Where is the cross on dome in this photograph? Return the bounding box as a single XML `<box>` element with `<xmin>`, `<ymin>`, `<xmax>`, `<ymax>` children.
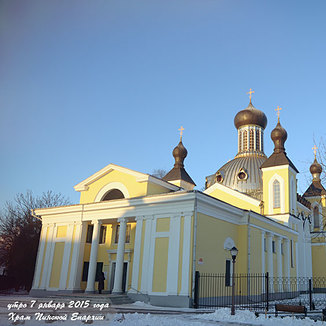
<box><xmin>275</xmin><ymin>106</ymin><xmax>282</xmax><ymax>122</ymax></box>
<box><xmin>247</xmin><ymin>88</ymin><xmax>255</xmax><ymax>102</ymax></box>
<box><xmin>178</xmin><ymin>126</ymin><xmax>184</xmax><ymax>140</ymax></box>
<box><xmin>312</xmin><ymin>145</ymin><xmax>318</xmax><ymax>159</ymax></box>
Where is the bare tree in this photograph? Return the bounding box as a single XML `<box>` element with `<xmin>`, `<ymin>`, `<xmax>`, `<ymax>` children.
<box><xmin>151</xmin><ymin>169</ymin><xmax>167</xmax><ymax>179</ymax></box>
<box><xmin>0</xmin><ymin>190</ymin><xmax>70</xmax><ymax>291</ymax></box>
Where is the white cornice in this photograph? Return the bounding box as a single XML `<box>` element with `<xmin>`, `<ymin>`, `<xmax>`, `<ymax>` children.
<box><xmin>73</xmin><ymin>163</ymin><xmax>179</xmax><ymax>192</ymax></box>
<box><xmin>261</xmin><ymin>164</ymin><xmax>298</xmax><ymax>175</ymax></box>
<box><xmin>203</xmin><ymin>182</ymin><xmax>261</xmax><ymax>206</ymax></box>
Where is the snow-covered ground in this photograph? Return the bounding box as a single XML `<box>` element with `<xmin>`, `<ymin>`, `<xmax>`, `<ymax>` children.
<box><xmin>1</xmin><ymin>306</ymin><xmax>325</xmax><ymax>326</ymax></box>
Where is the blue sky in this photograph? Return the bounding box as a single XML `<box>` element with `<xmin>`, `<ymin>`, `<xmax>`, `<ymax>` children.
<box><xmin>1</xmin><ymin>0</ymin><xmax>326</xmax><ymax>207</ymax></box>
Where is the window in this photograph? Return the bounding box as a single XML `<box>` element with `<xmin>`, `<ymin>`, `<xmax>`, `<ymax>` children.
<box><xmin>243</xmin><ymin>131</ymin><xmax>248</xmax><ymax>150</ymax></box>
<box><xmin>264</xmin><ymin>238</ymin><xmax>267</xmax><ymax>252</ymax></box>
<box><xmin>86</xmin><ymin>225</ymin><xmax>94</xmax><ymax>243</ymax></box>
<box><xmin>102</xmin><ymin>189</ymin><xmax>124</xmax><ymax>201</ymax></box>
<box><xmin>249</xmin><ymin>129</ymin><xmax>254</xmax><ymax>150</ymax></box>
<box><xmin>281</xmin><ymin>243</ymin><xmax>284</xmax><ymax>255</ymax></box>
<box><xmin>256</xmin><ymin>129</ymin><xmax>260</xmax><ymax>151</ymax></box>
<box><xmin>272</xmin><ymin>240</ymin><xmax>275</xmax><ymax>253</ymax></box>
<box><xmin>313</xmin><ymin>206</ymin><xmax>320</xmax><ymax>229</ymax></box>
<box><xmin>114</xmin><ymin>224</ymin><xmax>131</xmax><ymax>244</ymax></box>
<box><xmin>225</xmin><ymin>260</ymin><xmax>231</xmax><ymax>286</ymax></box>
<box><xmin>273</xmin><ymin>180</ymin><xmax>280</xmax><ymax>208</ymax></box>
<box><xmin>99</xmin><ymin>226</ymin><xmax>107</xmax><ymax>244</ymax></box>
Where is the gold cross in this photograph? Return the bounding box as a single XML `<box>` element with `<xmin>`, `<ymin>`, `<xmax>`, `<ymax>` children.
<box><xmin>247</xmin><ymin>88</ymin><xmax>255</xmax><ymax>102</ymax></box>
<box><xmin>275</xmin><ymin>106</ymin><xmax>282</xmax><ymax>121</ymax></box>
<box><xmin>312</xmin><ymin>145</ymin><xmax>318</xmax><ymax>158</ymax></box>
<box><xmin>178</xmin><ymin>126</ymin><xmax>184</xmax><ymax>140</ymax></box>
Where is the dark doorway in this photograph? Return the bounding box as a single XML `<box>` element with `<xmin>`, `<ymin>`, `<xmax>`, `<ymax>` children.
<box><xmin>109</xmin><ymin>262</ymin><xmax>128</xmax><ymax>293</ymax></box>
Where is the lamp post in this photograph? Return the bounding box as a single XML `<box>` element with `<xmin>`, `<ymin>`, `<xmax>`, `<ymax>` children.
<box><xmin>230</xmin><ymin>246</ymin><xmax>238</xmax><ymax>316</ymax></box>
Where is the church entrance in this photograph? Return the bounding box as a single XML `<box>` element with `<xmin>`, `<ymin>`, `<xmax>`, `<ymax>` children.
<box><xmin>109</xmin><ymin>262</ymin><xmax>128</xmax><ymax>293</ymax></box>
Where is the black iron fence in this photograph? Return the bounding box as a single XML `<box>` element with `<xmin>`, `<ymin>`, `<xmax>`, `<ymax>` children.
<box><xmin>194</xmin><ymin>272</ymin><xmax>326</xmax><ymax>312</ymax></box>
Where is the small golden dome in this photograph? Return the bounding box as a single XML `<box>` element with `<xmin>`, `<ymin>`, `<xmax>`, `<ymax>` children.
<box><xmin>310</xmin><ymin>158</ymin><xmax>322</xmax><ymax>175</ymax></box>
<box><xmin>271</xmin><ymin>121</ymin><xmax>287</xmax><ymax>153</ymax></box>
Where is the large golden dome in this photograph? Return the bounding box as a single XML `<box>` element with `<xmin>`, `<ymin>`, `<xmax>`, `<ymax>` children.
<box><xmin>234</xmin><ymin>101</ymin><xmax>267</xmax><ymax>129</ymax></box>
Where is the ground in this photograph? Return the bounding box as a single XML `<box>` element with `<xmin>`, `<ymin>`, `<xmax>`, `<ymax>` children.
<box><xmin>0</xmin><ymin>294</ymin><xmax>324</xmax><ymax>326</ymax></box>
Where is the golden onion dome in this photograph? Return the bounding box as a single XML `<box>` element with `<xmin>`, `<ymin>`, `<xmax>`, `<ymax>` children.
<box><xmin>234</xmin><ymin>101</ymin><xmax>267</xmax><ymax>130</ymax></box>
<box><xmin>310</xmin><ymin>158</ymin><xmax>322</xmax><ymax>175</ymax></box>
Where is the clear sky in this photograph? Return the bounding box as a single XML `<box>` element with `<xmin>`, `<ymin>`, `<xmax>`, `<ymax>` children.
<box><xmin>1</xmin><ymin>0</ymin><xmax>326</xmax><ymax>208</ymax></box>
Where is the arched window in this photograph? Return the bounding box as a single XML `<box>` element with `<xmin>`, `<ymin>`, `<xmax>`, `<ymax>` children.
<box><xmin>249</xmin><ymin>129</ymin><xmax>254</xmax><ymax>150</ymax></box>
<box><xmin>313</xmin><ymin>206</ymin><xmax>320</xmax><ymax>228</ymax></box>
<box><xmin>256</xmin><ymin>129</ymin><xmax>260</xmax><ymax>151</ymax></box>
<box><xmin>101</xmin><ymin>189</ymin><xmax>125</xmax><ymax>201</ymax></box>
<box><xmin>273</xmin><ymin>180</ymin><xmax>280</xmax><ymax>208</ymax></box>
<box><xmin>243</xmin><ymin>131</ymin><xmax>248</xmax><ymax>150</ymax></box>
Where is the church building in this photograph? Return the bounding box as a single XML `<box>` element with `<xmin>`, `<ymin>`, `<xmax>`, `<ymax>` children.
<box><xmin>30</xmin><ymin>92</ymin><xmax>326</xmax><ymax>307</ymax></box>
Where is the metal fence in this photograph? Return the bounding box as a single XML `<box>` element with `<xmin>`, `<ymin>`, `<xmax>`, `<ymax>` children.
<box><xmin>194</xmin><ymin>272</ymin><xmax>326</xmax><ymax>312</ymax></box>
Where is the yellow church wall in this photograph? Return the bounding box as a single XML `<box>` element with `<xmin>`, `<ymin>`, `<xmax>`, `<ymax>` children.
<box><xmin>152</xmin><ymin>237</ymin><xmax>169</xmax><ymax>292</ymax></box>
<box><xmin>49</xmin><ymin>242</ymin><xmax>65</xmax><ymax>288</ymax></box>
<box><xmin>146</xmin><ymin>183</ymin><xmax>172</xmax><ymax>196</ymax></box>
<box><xmin>248</xmin><ymin>227</ymin><xmax>263</xmax><ymax>273</ymax></box>
<box><xmin>312</xmin><ymin>245</ymin><xmax>326</xmax><ymax>278</ymax></box>
<box><xmin>79</xmin><ymin>170</ymin><xmax>147</xmax><ymax>204</ymax></box>
<box><xmin>56</xmin><ymin>226</ymin><xmax>67</xmax><ymax>238</ymax></box>
<box><xmin>207</xmin><ymin>189</ymin><xmax>260</xmax><ymax>214</ymax></box>
<box><xmin>196</xmin><ymin>213</ymin><xmax>240</xmax><ymax>273</ymax></box>
<box><xmin>236</xmin><ymin>225</ymin><xmax>248</xmax><ymax>274</ymax></box>
<box><xmin>156</xmin><ymin>218</ymin><xmax>170</xmax><ymax>232</ymax></box>
<box><xmin>262</xmin><ymin>167</ymin><xmax>293</xmax><ymax>215</ymax></box>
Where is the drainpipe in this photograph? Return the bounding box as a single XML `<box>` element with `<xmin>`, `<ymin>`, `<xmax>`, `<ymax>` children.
<box><xmin>191</xmin><ymin>191</ymin><xmax>198</xmax><ymax>306</ymax></box>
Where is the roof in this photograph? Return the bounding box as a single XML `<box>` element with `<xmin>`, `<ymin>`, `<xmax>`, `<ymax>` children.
<box><xmin>74</xmin><ymin>163</ymin><xmax>180</xmax><ymax>192</ymax></box>
<box><xmin>260</xmin><ymin>152</ymin><xmax>299</xmax><ymax>173</ymax></box>
<box><xmin>303</xmin><ymin>180</ymin><xmax>326</xmax><ymax>197</ymax></box>
<box><xmin>162</xmin><ymin>167</ymin><xmax>196</xmax><ymax>186</ymax></box>
<box><xmin>297</xmin><ymin>193</ymin><xmax>311</xmax><ymax>209</ymax></box>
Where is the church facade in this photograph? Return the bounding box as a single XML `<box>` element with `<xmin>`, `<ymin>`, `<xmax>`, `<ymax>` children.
<box><xmin>30</xmin><ymin>96</ymin><xmax>326</xmax><ymax>307</ymax></box>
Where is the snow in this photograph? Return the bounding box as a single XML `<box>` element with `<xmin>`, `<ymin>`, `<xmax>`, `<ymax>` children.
<box><xmin>1</xmin><ymin>307</ymin><xmax>324</xmax><ymax>326</ymax></box>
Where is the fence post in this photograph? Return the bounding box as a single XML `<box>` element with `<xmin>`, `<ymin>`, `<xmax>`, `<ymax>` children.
<box><xmin>309</xmin><ymin>279</ymin><xmax>313</xmax><ymax>311</ymax></box>
<box><xmin>194</xmin><ymin>271</ymin><xmax>200</xmax><ymax>308</ymax></box>
<box><xmin>265</xmin><ymin>272</ymin><xmax>269</xmax><ymax>311</ymax></box>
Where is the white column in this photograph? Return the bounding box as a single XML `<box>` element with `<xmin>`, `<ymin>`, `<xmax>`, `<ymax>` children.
<box><xmin>180</xmin><ymin>213</ymin><xmax>192</xmax><ymax>296</ymax></box>
<box><xmin>112</xmin><ymin>217</ymin><xmax>127</xmax><ymax>294</ymax></box>
<box><xmin>129</xmin><ymin>216</ymin><xmax>143</xmax><ymax>293</ymax></box>
<box><xmin>276</xmin><ymin>236</ymin><xmax>282</xmax><ymax>291</ymax></box>
<box><xmin>59</xmin><ymin>223</ymin><xmax>74</xmax><ymax>290</ymax></box>
<box><xmin>167</xmin><ymin>214</ymin><xmax>181</xmax><ymax>295</ymax></box>
<box><xmin>254</xmin><ymin>127</ymin><xmax>257</xmax><ymax>151</ymax></box>
<box><xmin>266</xmin><ymin>233</ymin><xmax>273</xmax><ymax>292</ymax></box>
<box><xmin>42</xmin><ymin>224</ymin><xmax>56</xmax><ymax>290</ymax></box>
<box><xmin>284</xmin><ymin>238</ymin><xmax>290</xmax><ymax>291</ymax></box>
<box><xmin>67</xmin><ymin>222</ymin><xmax>86</xmax><ymax>291</ymax></box>
<box><xmin>32</xmin><ymin>224</ymin><xmax>48</xmax><ymax>289</ymax></box>
<box><xmin>85</xmin><ymin>220</ymin><xmax>101</xmax><ymax>293</ymax></box>
<box><xmin>140</xmin><ymin>215</ymin><xmax>154</xmax><ymax>294</ymax></box>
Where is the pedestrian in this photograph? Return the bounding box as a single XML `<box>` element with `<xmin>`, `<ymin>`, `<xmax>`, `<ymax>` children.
<box><xmin>98</xmin><ymin>271</ymin><xmax>105</xmax><ymax>294</ymax></box>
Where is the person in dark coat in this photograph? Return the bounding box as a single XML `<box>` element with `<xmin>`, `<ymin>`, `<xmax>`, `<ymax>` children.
<box><xmin>98</xmin><ymin>271</ymin><xmax>105</xmax><ymax>294</ymax></box>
